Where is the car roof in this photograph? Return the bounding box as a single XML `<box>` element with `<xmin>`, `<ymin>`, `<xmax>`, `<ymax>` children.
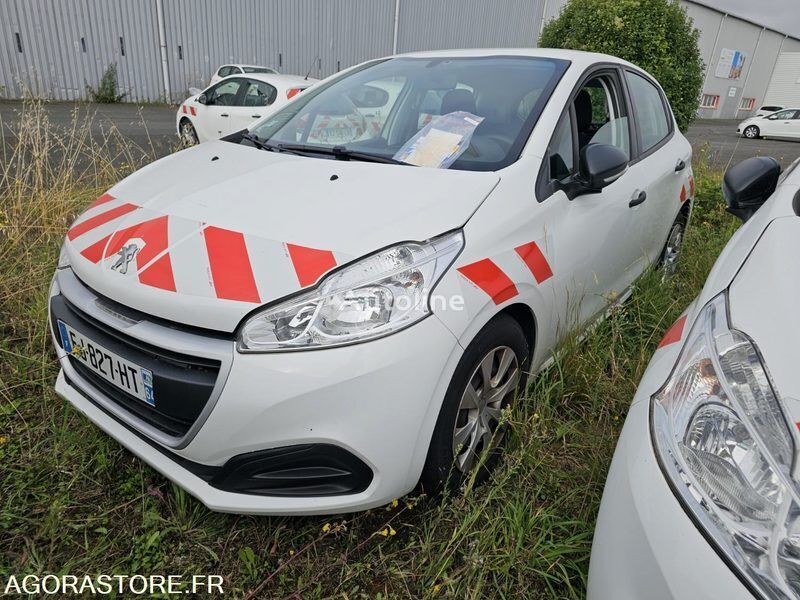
<box><xmin>392</xmin><ymin>48</ymin><xmax>637</xmax><ymax>70</ymax></box>
<box><xmin>219</xmin><ymin>72</ymin><xmax>317</xmax><ymax>87</ymax></box>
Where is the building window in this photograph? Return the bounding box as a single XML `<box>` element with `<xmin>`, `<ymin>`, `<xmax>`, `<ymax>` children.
<box><xmin>700</xmin><ymin>94</ymin><xmax>720</xmax><ymax>109</ymax></box>
<box><xmin>739</xmin><ymin>97</ymin><xmax>756</xmax><ymax>110</ymax></box>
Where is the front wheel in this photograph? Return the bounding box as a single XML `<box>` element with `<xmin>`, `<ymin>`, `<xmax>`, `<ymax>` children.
<box><xmin>179</xmin><ymin>119</ymin><xmax>199</xmax><ymax>147</ymax></box>
<box><xmin>743</xmin><ymin>125</ymin><xmax>760</xmax><ymax>139</ymax></box>
<box><xmin>660</xmin><ymin>213</ymin><xmax>687</xmax><ymax>278</ymax></box>
<box><xmin>420</xmin><ymin>314</ymin><xmax>529</xmax><ymax>493</ymax></box>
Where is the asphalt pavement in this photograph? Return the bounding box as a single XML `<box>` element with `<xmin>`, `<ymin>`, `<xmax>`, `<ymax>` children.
<box><xmin>1</xmin><ymin>100</ymin><xmax>798</xmax><ymax>169</ymax></box>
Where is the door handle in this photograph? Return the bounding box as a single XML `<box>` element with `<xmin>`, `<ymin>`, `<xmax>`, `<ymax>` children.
<box><xmin>220</xmin><ymin>113</ymin><xmax>229</xmax><ymax>117</ymax></box>
<box><xmin>674</xmin><ymin>159</ymin><xmax>686</xmax><ymax>172</ymax></box>
<box><xmin>629</xmin><ymin>190</ymin><xmax>647</xmax><ymax>207</ymax></box>
<box><xmin>251</xmin><ymin>114</ymin><xmax>261</xmax><ymax>118</ymax></box>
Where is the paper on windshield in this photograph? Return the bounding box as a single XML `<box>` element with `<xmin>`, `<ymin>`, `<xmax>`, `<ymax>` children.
<box><xmin>393</xmin><ymin>111</ymin><xmax>484</xmax><ymax>168</ymax></box>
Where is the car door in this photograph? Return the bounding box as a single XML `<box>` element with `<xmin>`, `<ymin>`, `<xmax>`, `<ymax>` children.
<box><xmin>228</xmin><ymin>79</ymin><xmax>277</xmax><ymax>132</ymax></box>
<box><xmin>535</xmin><ymin>69</ymin><xmax>643</xmax><ymax>328</ymax></box>
<box><xmin>200</xmin><ymin>78</ymin><xmax>246</xmax><ymax>139</ymax></box>
<box><xmin>622</xmin><ymin>69</ymin><xmax>690</xmax><ymax>267</ymax></box>
<box><xmin>761</xmin><ymin>109</ymin><xmax>795</xmax><ymax>137</ymax></box>
<box><xmin>788</xmin><ymin>110</ymin><xmax>800</xmax><ymax>138</ymax></box>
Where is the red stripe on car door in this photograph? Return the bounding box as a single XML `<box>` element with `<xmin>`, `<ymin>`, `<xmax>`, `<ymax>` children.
<box><xmin>204</xmin><ymin>226</ymin><xmax>260</xmax><ymax>302</ymax></box>
<box><xmin>658</xmin><ymin>315</ymin><xmax>687</xmax><ymax>348</ymax></box>
<box><xmin>67</xmin><ymin>203</ymin><xmax>138</xmax><ymax>240</ymax></box>
<box><xmin>515</xmin><ymin>241</ymin><xmax>553</xmax><ymax>284</ymax></box>
<box><xmin>286</xmin><ymin>243</ymin><xmax>337</xmax><ymax>287</ymax></box>
<box><xmin>457</xmin><ymin>259</ymin><xmax>518</xmax><ymax>304</ymax></box>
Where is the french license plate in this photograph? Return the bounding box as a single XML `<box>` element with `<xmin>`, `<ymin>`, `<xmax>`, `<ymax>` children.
<box><xmin>57</xmin><ymin>319</ymin><xmax>155</xmax><ymax>406</ymax></box>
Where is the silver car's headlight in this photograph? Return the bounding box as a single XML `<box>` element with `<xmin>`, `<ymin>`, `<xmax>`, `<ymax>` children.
<box><xmin>652</xmin><ymin>292</ymin><xmax>800</xmax><ymax>599</ymax></box>
<box><xmin>237</xmin><ymin>231</ymin><xmax>463</xmax><ymax>352</ymax></box>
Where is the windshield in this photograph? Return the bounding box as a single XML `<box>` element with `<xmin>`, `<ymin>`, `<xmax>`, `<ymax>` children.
<box><xmin>249</xmin><ymin>55</ymin><xmax>569</xmax><ymax>171</ymax></box>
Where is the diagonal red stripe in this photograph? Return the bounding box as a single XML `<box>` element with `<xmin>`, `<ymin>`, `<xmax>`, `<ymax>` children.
<box><xmin>286</xmin><ymin>243</ymin><xmax>337</xmax><ymax>287</ymax></box>
<box><xmin>679</xmin><ymin>185</ymin><xmax>687</xmax><ymax>203</ymax></box>
<box><xmin>67</xmin><ymin>203</ymin><xmax>138</xmax><ymax>241</ymax></box>
<box><xmin>204</xmin><ymin>226</ymin><xmax>260</xmax><ymax>303</ymax></box>
<box><xmin>457</xmin><ymin>259</ymin><xmax>518</xmax><ymax>305</ymax></box>
<box><xmin>688</xmin><ymin>175</ymin><xmax>695</xmax><ymax>197</ymax></box>
<box><xmin>80</xmin><ymin>234</ymin><xmax>112</xmax><ymax>263</ymax></box>
<box><xmin>515</xmin><ymin>241</ymin><xmax>553</xmax><ymax>284</ymax></box>
<box><xmin>86</xmin><ymin>192</ymin><xmax>115</xmax><ymax>210</ymax></box>
<box><xmin>658</xmin><ymin>315</ymin><xmax>687</xmax><ymax>348</ymax></box>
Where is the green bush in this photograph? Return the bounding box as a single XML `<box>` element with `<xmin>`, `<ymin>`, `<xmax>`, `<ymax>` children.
<box><xmin>86</xmin><ymin>63</ymin><xmax>126</xmax><ymax>103</ymax></box>
<box><xmin>540</xmin><ymin>0</ymin><xmax>703</xmax><ymax>131</ymax></box>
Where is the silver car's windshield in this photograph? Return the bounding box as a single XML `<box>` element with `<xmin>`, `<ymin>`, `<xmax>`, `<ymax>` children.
<box><xmin>248</xmin><ymin>55</ymin><xmax>570</xmax><ymax>171</ymax></box>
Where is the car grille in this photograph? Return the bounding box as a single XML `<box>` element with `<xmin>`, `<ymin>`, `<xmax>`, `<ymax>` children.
<box><xmin>50</xmin><ymin>294</ymin><xmax>221</xmax><ymax>438</ymax></box>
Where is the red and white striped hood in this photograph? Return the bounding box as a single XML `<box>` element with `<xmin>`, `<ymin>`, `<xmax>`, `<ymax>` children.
<box><xmin>64</xmin><ymin>140</ymin><xmax>499</xmax><ymax>331</ymax></box>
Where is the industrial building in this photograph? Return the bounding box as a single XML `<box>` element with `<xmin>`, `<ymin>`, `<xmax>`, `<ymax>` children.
<box><xmin>0</xmin><ymin>0</ymin><xmax>798</xmax><ymax>118</ymax></box>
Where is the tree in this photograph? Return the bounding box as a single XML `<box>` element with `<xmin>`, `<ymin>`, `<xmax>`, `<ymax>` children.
<box><xmin>540</xmin><ymin>0</ymin><xmax>703</xmax><ymax>131</ymax></box>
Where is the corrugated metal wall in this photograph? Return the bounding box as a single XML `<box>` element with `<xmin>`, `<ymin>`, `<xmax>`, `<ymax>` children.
<box><xmin>0</xmin><ymin>0</ymin><xmax>549</xmax><ymax>103</ymax></box>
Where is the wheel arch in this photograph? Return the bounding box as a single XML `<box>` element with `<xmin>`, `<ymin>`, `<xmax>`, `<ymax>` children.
<box><xmin>495</xmin><ymin>302</ymin><xmax>537</xmax><ymax>366</ymax></box>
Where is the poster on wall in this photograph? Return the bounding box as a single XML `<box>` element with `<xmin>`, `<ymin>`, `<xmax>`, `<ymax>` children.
<box><xmin>715</xmin><ymin>48</ymin><xmax>746</xmax><ymax>79</ymax></box>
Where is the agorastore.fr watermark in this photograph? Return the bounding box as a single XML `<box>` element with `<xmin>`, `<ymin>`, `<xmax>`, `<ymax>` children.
<box><xmin>1</xmin><ymin>574</ymin><xmax>224</xmax><ymax>596</ymax></box>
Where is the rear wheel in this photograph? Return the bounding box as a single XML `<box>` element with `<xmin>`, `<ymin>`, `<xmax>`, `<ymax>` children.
<box><xmin>420</xmin><ymin>314</ymin><xmax>529</xmax><ymax>493</ymax></box>
<box><xmin>180</xmin><ymin>119</ymin><xmax>199</xmax><ymax>146</ymax></box>
<box><xmin>660</xmin><ymin>213</ymin><xmax>687</xmax><ymax>278</ymax></box>
<box><xmin>743</xmin><ymin>125</ymin><xmax>760</xmax><ymax>139</ymax></box>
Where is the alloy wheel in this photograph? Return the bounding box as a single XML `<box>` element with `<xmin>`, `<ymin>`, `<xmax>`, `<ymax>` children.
<box><xmin>662</xmin><ymin>221</ymin><xmax>684</xmax><ymax>278</ymax></box>
<box><xmin>452</xmin><ymin>345</ymin><xmax>520</xmax><ymax>474</ymax></box>
<box><xmin>744</xmin><ymin>126</ymin><xmax>758</xmax><ymax>139</ymax></box>
<box><xmin>180</xmin><ymin>121</ymin><xmax>199</xmax><ymax>146</ymax></box>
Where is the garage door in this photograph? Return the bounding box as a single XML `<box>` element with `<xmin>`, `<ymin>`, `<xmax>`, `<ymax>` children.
<box><xmin>764</xmin><ymin>52</ymin><xmax>800</xmax><ymax>107</ymax></box>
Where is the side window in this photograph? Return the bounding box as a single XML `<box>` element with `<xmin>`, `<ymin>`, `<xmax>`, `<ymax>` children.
<box><xmin>574</xmin><ymin>73</ymin><xmax>630</xmax><ymax>158</ymax></box>
<box><xmin>548</xmin><ymin>111</ymin><xmax>575</xmax><ymax>182</ymax></box>
<box><xmin>206</xmin><ymin>79</ymin><xmax>243</xmax><ymax>106</ymax></box>
<box><xmin>771</xmin><ymin>109</ymin><xmax>796</xmax><ymax>120</ymax></box>
<box><xmin>241</xmin><ymin>80</ymin><xmax>276</xmax><ymax>107</ymax></box>
<box><xmin>625</xmin><ymin>71</ymin><xmax>670</xmax><ymax>153</ymax></box>
<box><xmin>218</xmin><ymin>66</ymin><xmax>233</xmax><ymax>78</ymax></box>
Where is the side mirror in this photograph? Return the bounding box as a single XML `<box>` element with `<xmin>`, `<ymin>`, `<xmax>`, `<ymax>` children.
<box><xmin>197</xmin><ymin>93</ymin><xmax>208</xmax><ymax>105</ymax></box>
<box><xmin>578</xmin><ymin>143</ymin><xmax>628</xmax><ymax>192</ymax></box>
<box><xmin>722</xmin><ymin>156</ymin><xmax>780</xmax><ymax>222</ymax></box>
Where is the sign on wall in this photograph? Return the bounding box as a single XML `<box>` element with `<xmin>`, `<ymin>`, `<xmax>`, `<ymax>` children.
<box><xmin>715</xmin><ymin>48</ymin><xmax>747</xmax><ymax>79</ymax></box>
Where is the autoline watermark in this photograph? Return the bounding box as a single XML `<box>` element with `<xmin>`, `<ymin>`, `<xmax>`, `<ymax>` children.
<box><xmin>1</xmin><ymin>574</ymin><xmax>224</xmax><ymax>596</ymax></box>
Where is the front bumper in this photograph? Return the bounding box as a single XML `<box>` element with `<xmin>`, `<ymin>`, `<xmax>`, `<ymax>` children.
<box><xmin>50</xmin><ymin>270</ymin><xmax>464</xmax><ymax>514</ymax></box>
<box><xmin>587</xmin><ymin>348</ymin><xmax>754</xmax><ymax>599</ymax></box>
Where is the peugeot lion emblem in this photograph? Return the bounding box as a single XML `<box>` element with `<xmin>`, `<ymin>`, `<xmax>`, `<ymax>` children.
<box><xmin>110</xmin><ymin>243</ymin><xmax>139</xmax><ymax>275</ymax></box>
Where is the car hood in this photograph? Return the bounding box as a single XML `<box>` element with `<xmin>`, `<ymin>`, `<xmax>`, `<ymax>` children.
<box><xmin>64</xmin><ymin>140</ymin><xmax>500</xmax><ymax>331</ymax></box>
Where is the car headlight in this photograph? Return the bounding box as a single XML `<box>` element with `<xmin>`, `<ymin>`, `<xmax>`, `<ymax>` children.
<box><xmin>652</xmin><ymin>292</ymin><xmax>800</xmax><ymax>599</ymax></box>
<box><xmin>237</xmin><ymin>230</ymin><xmax>464</xmax><ymax>352</ymax></box>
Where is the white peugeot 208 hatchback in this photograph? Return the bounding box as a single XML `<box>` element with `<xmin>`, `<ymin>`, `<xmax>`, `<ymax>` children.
<box><xmin>589</xmin><ymin>156</ymin><xmax>800</xmax><ymax>598</ymax></box>
<box><xmin>50</xmin><ymin>49</ymin><xmax>694</xmax><ymax>515</ymax></box>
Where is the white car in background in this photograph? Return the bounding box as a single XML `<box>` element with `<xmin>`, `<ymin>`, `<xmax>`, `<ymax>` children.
<box><xmin>589</xmin><ymin>155</ymin><xmax>800</xmax><ymax>598</ymax></box>
<box><xmin>738</xmin><ymin>108</ymin><xmax>800</xmax><ymax>140</ymax></box>
<box><xmin>755</xmin><ymin>104</ymin><xmax>784</xmax><ymax>117</ymax></box>
<box><xmin>53</xmin><ymin>49</ymin><xmax>694</xmax><ymax>515</ymax></box>
<box><xmin>209</xmin><ymin>64</ymin><xmax>278</xmax><ymax>85</ymax></box>
<box><xmin>176</xmin><ymin>73</ymin><xmax>316</xmax><ymax>144</ymax></box>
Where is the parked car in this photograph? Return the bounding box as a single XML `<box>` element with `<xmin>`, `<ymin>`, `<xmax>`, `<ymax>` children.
<box><xmin>755</xmin><ymin>104</ymin><xmax>784</xmax><ymax>117</ymax></box>
<box><xmin>738</xmin><ymin>108</ymin><xmax>800</xmax><ymax>139</ymax></box>
<box><xmin>209</xmin><ymin>64</ymin><xmax>278</xmax><ymax>85</ymax></box>
<box><xmin>51</xmin><ymin>49</ymin><xmax>694</xmax><ymax>515</ymax></box>
<box><xmin>589</xmin><ymin>155</ymin><xmax>800</xmax><ymax>598</ymax></box>
<box><xmin>176</xmin><ymin>73</ymin><xmax>317</xmax><ymax>144</ymax></box>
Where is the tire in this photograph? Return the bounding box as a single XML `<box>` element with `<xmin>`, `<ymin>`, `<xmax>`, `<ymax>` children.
<box><xmin>743</xmin><ymin>125</ymin><xmax>760</xmax><ymax>139</ymax></box>
<box><xmin>660</xmin><ymin>212</ymin><xmax>687</xmax><ymax>278</ymax></box>
<box><xmin>420</xmin><ymin>314</ymin><xmax>530</xmax><ymax>493</ymax></box>
<box><xmin>179</xmin><ymin>119</ymin><xmax>199</xmax><ymax>147</ymax></box>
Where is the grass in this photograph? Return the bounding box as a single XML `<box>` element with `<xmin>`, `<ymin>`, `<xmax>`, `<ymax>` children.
<box><xmin>0</xmin><ymin>100</ymin><xmax>740</xmax><ymax>598</ymax></box>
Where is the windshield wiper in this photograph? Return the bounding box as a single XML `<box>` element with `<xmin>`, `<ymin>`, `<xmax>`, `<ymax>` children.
<box><xmin>270</xmin><ymin>142</ymin><xmax>410</xmax><ymax>165</ymax></box>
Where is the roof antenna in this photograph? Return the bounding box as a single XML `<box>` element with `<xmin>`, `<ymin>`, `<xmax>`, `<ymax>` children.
<box><xmin>304</xmin><ymin>55</ymin><xmax>319</xmax><ymax>80</ymax></box>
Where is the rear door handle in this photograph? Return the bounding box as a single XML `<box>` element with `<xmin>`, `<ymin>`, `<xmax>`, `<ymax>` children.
<box><xmin>220</xmin><ymin>113</ymin><xmax>229</xmax><ymax>118</ymax></box>
<box><xmin>629</xmin><ymin>190</ymin><xmax>647</xmax><ymax>207</ymax></box>
<box><xmin>251</xmin><ymin>114</ymin><xmax>261</xmax><ymax>118</ymax></box>
<box><xmin>674</xmin><ymin>159</ymin><xmax>686</xmax><ymax>172</ymax></box>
